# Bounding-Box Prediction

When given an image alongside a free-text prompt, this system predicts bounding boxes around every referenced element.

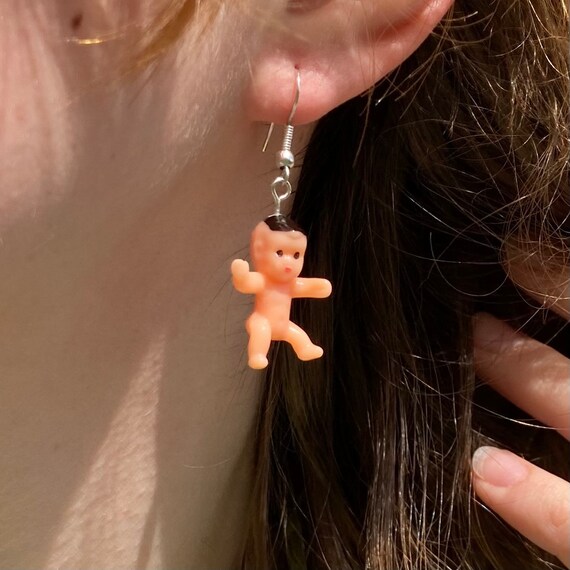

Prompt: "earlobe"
[245,0,454,125]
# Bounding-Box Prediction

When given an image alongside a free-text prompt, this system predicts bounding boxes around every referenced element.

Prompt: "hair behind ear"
[243,0,569,567]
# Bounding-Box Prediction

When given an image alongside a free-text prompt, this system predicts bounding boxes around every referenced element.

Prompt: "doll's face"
[252,223,307,283]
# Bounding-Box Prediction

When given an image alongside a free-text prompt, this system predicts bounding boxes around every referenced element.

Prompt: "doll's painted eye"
[276,250,284,257]
[294,252,300,259]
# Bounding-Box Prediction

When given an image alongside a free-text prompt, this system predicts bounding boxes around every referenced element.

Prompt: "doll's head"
[251,215,307,283]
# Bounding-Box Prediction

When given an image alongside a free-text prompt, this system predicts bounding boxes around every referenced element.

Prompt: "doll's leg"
[284,322,323,361]
[246,313,272,369]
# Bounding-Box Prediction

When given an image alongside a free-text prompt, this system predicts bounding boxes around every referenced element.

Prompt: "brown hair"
[127,0,219,70]
[243,1,570,568]
[138,0,569,568]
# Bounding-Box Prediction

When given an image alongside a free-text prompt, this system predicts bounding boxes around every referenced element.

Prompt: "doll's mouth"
[285,267,292,273]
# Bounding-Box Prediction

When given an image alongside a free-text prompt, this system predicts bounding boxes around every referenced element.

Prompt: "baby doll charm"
[231,71,332,369]
[231,215,332,369]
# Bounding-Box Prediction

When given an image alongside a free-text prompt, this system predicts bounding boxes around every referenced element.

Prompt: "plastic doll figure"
[231,215,332,369]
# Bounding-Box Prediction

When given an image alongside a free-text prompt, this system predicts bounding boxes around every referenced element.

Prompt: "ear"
[246,0,453,125]
[251,222,268,257]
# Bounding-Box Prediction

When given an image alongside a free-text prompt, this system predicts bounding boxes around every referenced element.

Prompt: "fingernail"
[472,446,529,487]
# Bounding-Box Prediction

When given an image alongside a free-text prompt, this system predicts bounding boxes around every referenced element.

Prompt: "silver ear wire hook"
[287,69,301,125]
[263,70,301,216]
[261,124,275,153]
[262,70,301,153]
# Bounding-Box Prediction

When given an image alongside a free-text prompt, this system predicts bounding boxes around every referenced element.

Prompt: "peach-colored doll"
[231,215,332,369]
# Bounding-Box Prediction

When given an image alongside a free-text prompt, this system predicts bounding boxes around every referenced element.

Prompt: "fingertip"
[472,313,508,348]
[472,446,529,488]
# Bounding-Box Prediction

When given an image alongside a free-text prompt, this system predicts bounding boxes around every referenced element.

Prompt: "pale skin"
[472,310,570,568]
[231,221,332,369]
[0,0,567,567]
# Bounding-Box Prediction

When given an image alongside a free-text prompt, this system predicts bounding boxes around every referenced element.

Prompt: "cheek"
[0,2,173,227]
[0,5,187,237]
[258,254,279,272]
[0,5,76,227]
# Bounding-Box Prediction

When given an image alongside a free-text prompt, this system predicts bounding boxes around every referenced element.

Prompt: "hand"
[316,279,332,298]
[472,313,570,568]
[231,259,250,280]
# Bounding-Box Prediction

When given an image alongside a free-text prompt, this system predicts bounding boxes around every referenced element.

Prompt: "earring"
[230,71,333,370]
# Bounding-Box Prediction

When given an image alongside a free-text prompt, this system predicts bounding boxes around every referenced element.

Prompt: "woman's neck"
[0,128,267,567]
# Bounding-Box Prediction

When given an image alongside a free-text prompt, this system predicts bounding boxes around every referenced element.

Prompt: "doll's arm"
[231,259,265,294]
[293,278,332,299]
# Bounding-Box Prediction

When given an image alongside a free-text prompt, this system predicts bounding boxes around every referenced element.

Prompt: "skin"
[0,0,566,568]
[473,313,570,568]
[231,221,332,369]
[0,2,281,568]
